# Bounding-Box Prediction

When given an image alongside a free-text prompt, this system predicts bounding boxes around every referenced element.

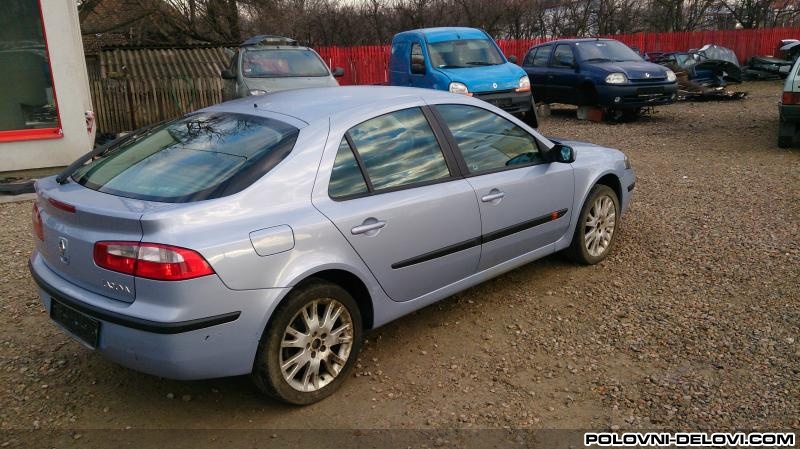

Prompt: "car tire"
[567,184,620,265]
[778,135,792,148]
[251,279,363,405]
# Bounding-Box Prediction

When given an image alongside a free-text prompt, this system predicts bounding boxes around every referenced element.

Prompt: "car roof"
[533,38,616,47]
[204,86,457,124]
[394,27,489,43]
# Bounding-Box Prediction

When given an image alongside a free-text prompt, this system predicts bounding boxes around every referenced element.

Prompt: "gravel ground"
[0,81,797,446]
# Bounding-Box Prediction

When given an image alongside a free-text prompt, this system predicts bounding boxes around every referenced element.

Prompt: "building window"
[0,0,61,142]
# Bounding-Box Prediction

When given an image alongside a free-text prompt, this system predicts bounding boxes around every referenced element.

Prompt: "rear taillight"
[93,241,215,281]
[32,203,44,241]
[782,92,800,105]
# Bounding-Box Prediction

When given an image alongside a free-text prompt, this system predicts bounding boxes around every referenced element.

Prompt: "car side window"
[411,43,424,69]
[347,108,450,190]
[552,44,574,67]
[523,48,536,66]
[329,137,369,199]
[436,104,542,173]
[532,45,552,67]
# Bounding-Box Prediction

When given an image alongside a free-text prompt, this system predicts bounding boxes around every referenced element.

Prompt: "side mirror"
[508,55,518,64]
[221,69,236,80]
[411,63,426,75]
[332,67,345,77]
[552,144,575,163]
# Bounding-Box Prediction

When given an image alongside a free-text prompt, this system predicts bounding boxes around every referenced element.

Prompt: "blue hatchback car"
[389,27,536,125]
[523,38,678,120]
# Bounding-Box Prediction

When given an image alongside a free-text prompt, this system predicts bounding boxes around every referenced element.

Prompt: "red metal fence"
[317,27,800,86]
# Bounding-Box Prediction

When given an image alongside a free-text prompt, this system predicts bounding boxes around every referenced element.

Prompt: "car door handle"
[481,191,505,202]
[351,220,386,235]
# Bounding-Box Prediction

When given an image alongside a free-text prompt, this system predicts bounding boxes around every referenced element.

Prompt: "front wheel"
[567,185,620,264]
[251,280,363,405]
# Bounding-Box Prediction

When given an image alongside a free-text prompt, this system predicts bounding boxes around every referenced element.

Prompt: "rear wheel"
[251,280,363,405]
[567,185,620,265]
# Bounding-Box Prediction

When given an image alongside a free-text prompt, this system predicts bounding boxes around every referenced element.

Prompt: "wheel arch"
[286,268,375,331]
[594,172,622,204]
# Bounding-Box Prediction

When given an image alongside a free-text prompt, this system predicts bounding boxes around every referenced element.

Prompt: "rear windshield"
[73,113,299,203]
[242,49,330,77]
[575,40,642,63]
[428,39,504,69]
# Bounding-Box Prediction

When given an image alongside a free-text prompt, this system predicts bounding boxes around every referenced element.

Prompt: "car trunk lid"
[34,176,169,303]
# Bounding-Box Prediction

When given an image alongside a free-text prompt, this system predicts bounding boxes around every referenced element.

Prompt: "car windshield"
[73,113,299,203]
[242,49,330,77]
[576,41,642,62]
[428,39,505,68]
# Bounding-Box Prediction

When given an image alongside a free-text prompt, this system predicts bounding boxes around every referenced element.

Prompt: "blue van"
[389,27,536,125]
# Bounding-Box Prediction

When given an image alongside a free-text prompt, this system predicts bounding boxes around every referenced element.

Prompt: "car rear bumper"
[29,251,287,380]
[473,90,532,114]
[780,104,800,122]
[598,83,678,108]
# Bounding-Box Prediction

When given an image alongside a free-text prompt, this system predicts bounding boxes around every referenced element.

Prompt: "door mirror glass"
[221,69,236,79]
[552,144,575,163]
[332,67,345,77]
[507,55,518,64]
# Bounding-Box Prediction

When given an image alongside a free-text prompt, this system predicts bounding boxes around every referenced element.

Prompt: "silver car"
[29,86,635,404]
[221,35,343,100]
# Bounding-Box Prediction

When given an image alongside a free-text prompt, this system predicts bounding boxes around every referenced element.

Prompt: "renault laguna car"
[29,86,635,404]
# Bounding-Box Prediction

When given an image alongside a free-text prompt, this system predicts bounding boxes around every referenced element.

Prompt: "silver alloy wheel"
[279,298,354,392]
[584,195,616,257]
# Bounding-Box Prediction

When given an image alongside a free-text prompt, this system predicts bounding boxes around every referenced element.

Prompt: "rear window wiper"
[55,120,167,184]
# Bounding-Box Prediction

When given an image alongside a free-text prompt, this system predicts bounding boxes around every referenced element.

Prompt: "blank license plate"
[50,298,100,348]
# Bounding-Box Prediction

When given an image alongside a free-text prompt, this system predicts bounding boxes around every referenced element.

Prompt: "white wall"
[0,0,95,172]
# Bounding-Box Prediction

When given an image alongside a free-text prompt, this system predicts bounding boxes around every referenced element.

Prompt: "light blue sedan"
[29,86,635,404]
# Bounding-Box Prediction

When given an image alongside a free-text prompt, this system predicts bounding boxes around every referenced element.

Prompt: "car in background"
[388,27,537,126]
[221,35,344,100]
[778,57,800,147]
[30,86,634,405]
[523,38,678,121]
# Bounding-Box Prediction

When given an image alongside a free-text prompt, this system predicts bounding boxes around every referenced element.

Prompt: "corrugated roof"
[96,46,232,80]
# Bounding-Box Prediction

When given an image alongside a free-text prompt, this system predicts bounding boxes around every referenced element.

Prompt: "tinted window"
[532,45,552,66]
[348,108,450,190]
[329,138,368,199]
[436,105,541,173]
[552,44,574,67]
[523,48,536,66]
[73,113,299,203]
[428,39,504,68]
[242,49,329,77]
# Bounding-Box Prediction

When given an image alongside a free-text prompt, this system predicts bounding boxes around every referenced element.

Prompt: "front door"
[313,107,482,302]
[433,104,574,270]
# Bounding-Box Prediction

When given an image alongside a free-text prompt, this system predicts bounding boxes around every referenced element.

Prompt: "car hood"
[244,76,339,93]
[436,63,524,93]
[591,60,671,80]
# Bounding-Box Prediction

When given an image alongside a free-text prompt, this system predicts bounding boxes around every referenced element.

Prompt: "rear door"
[313,107,482,302]
[547,44,580,104]
[432,103,574,270]
[523,44,553,103]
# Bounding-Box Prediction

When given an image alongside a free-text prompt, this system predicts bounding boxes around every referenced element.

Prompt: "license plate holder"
[50,298,100,348]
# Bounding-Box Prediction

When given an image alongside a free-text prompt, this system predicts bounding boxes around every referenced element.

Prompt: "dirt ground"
[0,81,797,447]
